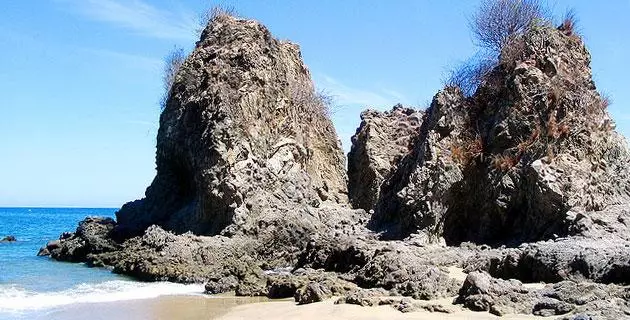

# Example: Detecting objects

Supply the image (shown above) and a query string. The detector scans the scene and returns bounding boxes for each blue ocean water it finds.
[0,207,204,319]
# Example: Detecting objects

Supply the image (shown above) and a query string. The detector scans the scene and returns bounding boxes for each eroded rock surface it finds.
[115,13,349,240]
[347,105,423,211]
[358,22,630,246]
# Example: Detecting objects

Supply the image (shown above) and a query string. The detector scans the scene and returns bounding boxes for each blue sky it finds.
[1,1,628,207]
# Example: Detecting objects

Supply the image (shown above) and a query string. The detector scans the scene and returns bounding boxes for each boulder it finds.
[1,235,16,242]
[38,217,117,262]
[347,105,423,211]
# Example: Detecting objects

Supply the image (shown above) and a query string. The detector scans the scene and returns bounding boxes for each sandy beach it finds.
[26,267,552,320]
[31,294,552,320]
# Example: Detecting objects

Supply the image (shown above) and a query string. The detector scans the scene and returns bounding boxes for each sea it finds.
[0,207,205,320]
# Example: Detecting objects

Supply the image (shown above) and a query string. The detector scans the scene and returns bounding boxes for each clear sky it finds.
[1,1,628,207]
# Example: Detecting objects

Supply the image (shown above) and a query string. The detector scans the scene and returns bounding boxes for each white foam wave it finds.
[0,280,205,312]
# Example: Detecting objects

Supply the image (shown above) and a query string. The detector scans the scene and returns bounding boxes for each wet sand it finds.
[36,295,550,320]
[33,267,550,320]
[33,295,273,320]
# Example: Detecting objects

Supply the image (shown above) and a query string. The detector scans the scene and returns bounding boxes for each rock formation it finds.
[347,105,422,211]
[39,13,630,320]
[115,13,348,240]
[359,22,630,245]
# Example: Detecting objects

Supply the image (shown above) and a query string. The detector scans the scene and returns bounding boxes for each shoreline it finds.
[26,293,552,320]
[27,294,273,320]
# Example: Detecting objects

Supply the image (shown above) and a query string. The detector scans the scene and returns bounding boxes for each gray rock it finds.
[347,105,423,211]
[354,24,630,245]
[40,217,117,262]
[295,282,332,304]
[114,13,349,239]
[456,271,538,315]
[1,235,16,242]
[372,88,468,241]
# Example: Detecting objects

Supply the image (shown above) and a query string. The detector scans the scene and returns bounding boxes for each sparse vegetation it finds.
[558,9,578,36]
[470,0,547,53]
[491,153,518,171]
[196,5,238,37]
[446,0,553,97]
[445,57,495,97]
[161,47,186,110]
[450,135,484,166]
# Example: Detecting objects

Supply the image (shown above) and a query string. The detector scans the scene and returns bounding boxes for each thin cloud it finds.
[58,0,196,41]
[82,48,162,71]
[315,74,408,109]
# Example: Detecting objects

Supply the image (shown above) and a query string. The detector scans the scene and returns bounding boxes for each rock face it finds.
[371,88,469,240]
[359,23,630,244]
[347,105,423,211]
[115,13,348,239]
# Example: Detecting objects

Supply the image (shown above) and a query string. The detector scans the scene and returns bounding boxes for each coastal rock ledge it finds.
[40,13,630,319]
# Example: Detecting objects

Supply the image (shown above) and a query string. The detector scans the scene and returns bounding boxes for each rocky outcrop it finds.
[456,271,630,318]
[114,13,348,240]
[359,23,630,245]
[347,105,422,211]
[1,235,16,242]
[371,88,469,240]
[37,217,118,261]
[442,24,630,244]
[39,12,630,320]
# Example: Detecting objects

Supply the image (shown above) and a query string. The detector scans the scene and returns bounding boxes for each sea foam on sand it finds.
[0,280,205,312]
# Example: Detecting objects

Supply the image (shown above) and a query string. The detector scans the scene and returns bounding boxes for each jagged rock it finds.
[38,217,118,262]
[371,88,468,240]
[295,282,332,304]
[114,13,349,239]
[359,23,630,245]
[456,271,538,315]
[465,235,630,284]
[1,235,16,242]
[353,244,462,300]
[335,288,390,307]
[347,105,423,211]
[442,24,630,244]
[456,272,630,318]
[259,269,356,303]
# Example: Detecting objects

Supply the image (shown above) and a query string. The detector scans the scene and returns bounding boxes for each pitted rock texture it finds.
[37,217,118,262]
[456,271,630,319]
[372,88,469,241]
[347,105,423,211]
[115,14,348,239]
[361,23,630,244]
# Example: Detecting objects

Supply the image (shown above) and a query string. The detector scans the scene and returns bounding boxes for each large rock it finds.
[37,217,118,262]
[115,13,349,239]
[361,23,630,244]
[347,105,423,211]
[371,88,469,240]
[442,24,630,244]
